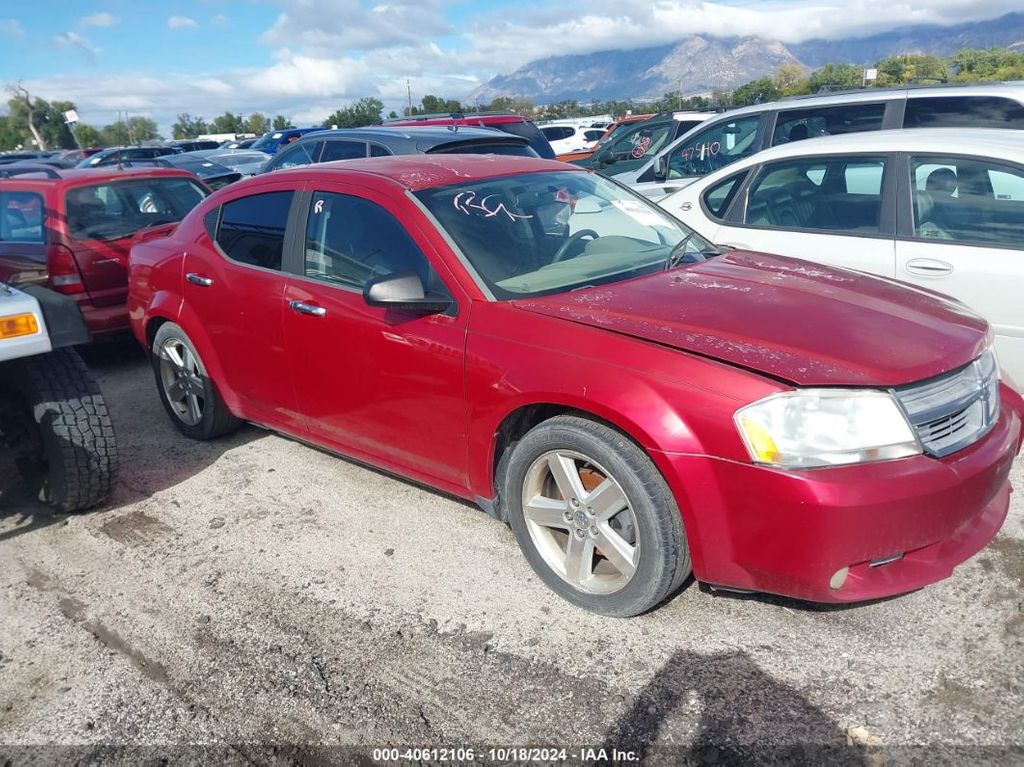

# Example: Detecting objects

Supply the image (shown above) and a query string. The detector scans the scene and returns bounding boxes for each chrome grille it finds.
[893,350,1000,458]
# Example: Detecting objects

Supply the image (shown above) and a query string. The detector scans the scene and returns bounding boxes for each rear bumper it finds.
[77,298,129,336]
[653,389,1021,603]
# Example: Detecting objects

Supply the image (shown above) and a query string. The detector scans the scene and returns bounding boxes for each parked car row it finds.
[2,83,1022,619]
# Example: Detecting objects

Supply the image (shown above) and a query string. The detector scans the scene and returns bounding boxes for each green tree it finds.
[416,95,463,114]
[245,112,269,135]
[209,111,243,134]
[0,114,22,151]
[5,87,78,150]
[322,97,384,128]
[950,47,1024,81]
[73,123,102,147]
[732,76,781,106]
[272,114,291,130]
[773,63,807,96]
[485,96,534,114]
[98,116,159,146]
[171,113,209,139]
[874,54,948,86]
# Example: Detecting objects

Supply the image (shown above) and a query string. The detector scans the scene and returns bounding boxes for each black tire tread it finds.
[11,348,118,512]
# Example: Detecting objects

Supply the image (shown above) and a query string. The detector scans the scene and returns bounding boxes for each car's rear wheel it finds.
[152,322,240,440]
[503,415,690,617]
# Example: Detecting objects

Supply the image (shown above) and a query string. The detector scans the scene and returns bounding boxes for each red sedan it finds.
[128,155,1022,616]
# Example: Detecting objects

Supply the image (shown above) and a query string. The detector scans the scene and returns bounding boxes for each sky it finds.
[0,0,1018,135]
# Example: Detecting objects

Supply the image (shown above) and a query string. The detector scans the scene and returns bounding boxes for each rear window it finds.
[491,120,556,159]
[904,96,1024,129]
[427,142,537,157]
[65,177,208,241]
[1,191,45,243]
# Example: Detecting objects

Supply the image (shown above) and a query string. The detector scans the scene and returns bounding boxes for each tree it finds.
[6,84,49,150]
[322,97,384,128]
[874,54,948,86]
[732,76,780,107]
[804,63,863,94]
[73,123,102,147]
[172,113,209,139]
[98,116,159,146]
[387,110,399,119]
[416,95,463,115]
[485,96,534,114]
[209,111,243,134]
[950,47,1024,82]
[272,114,291,130]
[245,113,269,136]
[0,115,22,151]
[773,63,807,96]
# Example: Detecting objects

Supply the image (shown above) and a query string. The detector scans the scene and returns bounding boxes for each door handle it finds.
[289,300,326,317]
[186,273,214,287]
[905,258,953,277]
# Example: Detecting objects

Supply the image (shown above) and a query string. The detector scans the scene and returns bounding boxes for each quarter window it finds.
[744,156,886,234]
[910,155,1024,248]
[0,191,45,243]
[303,192,442,292]
[702,172,748,220]
[905,96,1024,129]
[320,141,368,162]
[666,116,760,179]
[215,191,294,270]
[772,103,886,146]
[271,143,316,171]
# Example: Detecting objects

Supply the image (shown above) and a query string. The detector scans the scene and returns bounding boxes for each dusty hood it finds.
[513,251,989,387]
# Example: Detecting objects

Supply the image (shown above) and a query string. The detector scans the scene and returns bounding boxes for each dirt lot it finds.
[1,341,1022,764]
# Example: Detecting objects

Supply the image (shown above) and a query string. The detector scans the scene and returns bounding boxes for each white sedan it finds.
[656,128,1024,384]
[540,124,607,155]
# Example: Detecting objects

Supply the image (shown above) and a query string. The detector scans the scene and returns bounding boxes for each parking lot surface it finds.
[1,342,1022,762]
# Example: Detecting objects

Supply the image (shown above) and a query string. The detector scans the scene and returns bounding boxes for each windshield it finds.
[250,131,283,150]
[65,177,208,241]
[428,142,537,157]
[415,170,715,299]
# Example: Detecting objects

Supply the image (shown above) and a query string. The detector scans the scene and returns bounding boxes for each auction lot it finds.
[1,340,1022,760]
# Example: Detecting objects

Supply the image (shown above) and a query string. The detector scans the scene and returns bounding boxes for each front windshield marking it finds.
[414,170,715,300]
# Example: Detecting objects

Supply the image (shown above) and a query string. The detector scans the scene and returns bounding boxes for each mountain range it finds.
[469,12,1024,104]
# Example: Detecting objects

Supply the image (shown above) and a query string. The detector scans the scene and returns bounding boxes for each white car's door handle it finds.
[905,258,954,276]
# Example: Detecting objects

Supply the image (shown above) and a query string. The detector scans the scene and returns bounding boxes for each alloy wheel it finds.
[158,339,206,427]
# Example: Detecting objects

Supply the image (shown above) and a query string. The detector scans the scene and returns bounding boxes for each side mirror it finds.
[654,154,668,181]
[595,147,614,167]
[363,272,452,314]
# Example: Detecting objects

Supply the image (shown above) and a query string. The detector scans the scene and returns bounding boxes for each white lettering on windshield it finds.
[452,190,533,222]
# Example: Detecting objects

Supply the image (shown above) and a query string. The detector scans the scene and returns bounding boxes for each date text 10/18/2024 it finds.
[371,747,640,762]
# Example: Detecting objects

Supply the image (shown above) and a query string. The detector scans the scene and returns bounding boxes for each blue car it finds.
[250,128,322,155]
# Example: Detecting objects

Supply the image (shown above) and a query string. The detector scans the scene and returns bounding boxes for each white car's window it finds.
[702,171,748,220]
[744,156,886,234]
[666,116,760,180]
[911,155,1024,248]
[415,170,713,299]
[772,103,886,146]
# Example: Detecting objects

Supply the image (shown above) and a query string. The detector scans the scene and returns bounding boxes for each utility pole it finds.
[407,79,413,116]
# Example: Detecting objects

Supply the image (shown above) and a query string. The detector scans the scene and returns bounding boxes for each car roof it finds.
[735,127,1024,162]
[296,125,524,147]
[383,112,530,127]
[718,80,1024,119]
[0,165,201,189]
[267,154,578,191]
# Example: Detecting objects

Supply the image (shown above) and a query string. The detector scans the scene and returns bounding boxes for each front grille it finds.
[893,350,1000,458]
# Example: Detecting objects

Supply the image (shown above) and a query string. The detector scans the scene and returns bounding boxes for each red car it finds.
[0,165,208,336]
[128,155,1022,616]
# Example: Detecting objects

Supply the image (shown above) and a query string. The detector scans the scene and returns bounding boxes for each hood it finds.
[512,251,988,387]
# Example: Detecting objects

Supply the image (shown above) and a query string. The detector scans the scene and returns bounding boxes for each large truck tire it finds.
[1,348,118,512]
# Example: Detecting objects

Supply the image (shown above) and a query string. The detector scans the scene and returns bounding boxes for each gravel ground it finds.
[1,341,1022,764]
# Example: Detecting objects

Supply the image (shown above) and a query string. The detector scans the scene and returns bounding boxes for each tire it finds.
[151,322,240,440]
[1,348,117,512]
[503,415,691,617]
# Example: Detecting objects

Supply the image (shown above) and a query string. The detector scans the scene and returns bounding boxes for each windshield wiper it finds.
[664,233,696,271]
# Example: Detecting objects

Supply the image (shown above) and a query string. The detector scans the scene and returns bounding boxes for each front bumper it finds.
[652,388,1022,603]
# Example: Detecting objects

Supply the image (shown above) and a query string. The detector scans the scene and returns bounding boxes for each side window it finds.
[772,103,886,145]
[1,192,45,243]
[270,142,316,171]
[666,116,761,179]
[583,129,605,142]
[304,192,442,292]
[905,96,1024,129]
[320,141,368,163]
[215,191,294,270]
[611,121,673,161]
[542,126,575,142]
[744,156,886,234]
[369,144,392,157]
[910,155,1024,248]
[702,171,748,220]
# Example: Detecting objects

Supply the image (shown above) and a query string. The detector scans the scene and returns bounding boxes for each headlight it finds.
[734,390,921,468]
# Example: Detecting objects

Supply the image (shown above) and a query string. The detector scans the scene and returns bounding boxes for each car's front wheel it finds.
[151,322,240,440]
[503,415,690,617]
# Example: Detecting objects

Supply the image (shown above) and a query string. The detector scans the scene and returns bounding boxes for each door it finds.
[897,153,1024,382]
[282,188,470,488]
[714,154,896,276]
[182,188,302,428]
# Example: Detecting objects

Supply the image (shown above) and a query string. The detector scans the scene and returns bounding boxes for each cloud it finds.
[0,18,24,37]
[53,31,99,64]
[168,15,198,29]
[81,12,118,28]
[211,14,228,25]
[261,0,453,52]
